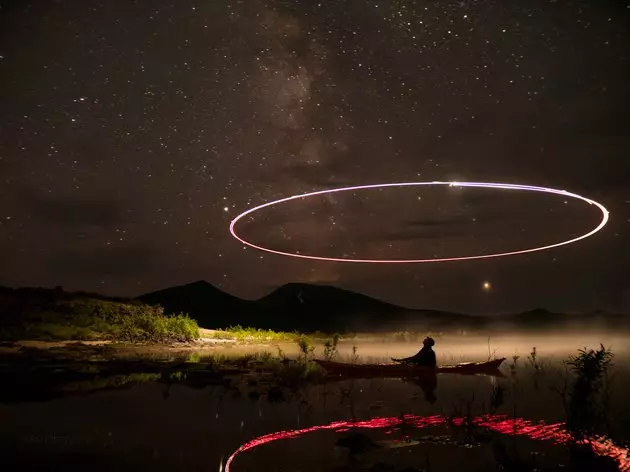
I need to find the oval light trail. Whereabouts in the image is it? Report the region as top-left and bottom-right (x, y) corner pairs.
(225, 414), (630, 472)
(229, 181), (609, 263)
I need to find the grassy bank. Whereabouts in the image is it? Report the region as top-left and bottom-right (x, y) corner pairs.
(0, 290), (199, 343)
(207, 325), (331, 343)
(204, 326), (448, 344)
(208, 325), (303, 342)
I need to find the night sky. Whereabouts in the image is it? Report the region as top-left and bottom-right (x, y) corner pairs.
(1, 0), (629, 315)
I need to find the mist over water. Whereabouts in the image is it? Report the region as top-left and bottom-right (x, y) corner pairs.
(217, 331), (630, 365)
(331, 332), (630, 364)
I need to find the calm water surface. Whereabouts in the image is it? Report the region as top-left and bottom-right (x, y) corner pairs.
(2, 336), (630, 471)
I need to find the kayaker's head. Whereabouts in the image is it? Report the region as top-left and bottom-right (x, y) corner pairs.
(423, 336), (435, 347)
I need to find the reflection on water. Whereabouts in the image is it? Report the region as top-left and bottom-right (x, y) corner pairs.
(404, 375), (438, 404)
(226, 414), (630, 472)
(1, 342), (630, 471)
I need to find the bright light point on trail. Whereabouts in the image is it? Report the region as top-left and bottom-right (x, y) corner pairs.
(482, 281), (491, 291)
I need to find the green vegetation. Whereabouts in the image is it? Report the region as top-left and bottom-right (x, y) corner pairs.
(206, 328), (447, 344)
(323, 333), (340, 361)
(209, 325), (296, 342)
(272, 359), (327, 387)
(186, 352), (203, 363)
(295, 334), (314, 362)
(1, 294), (199, 343)
(209, 325), (316, 343)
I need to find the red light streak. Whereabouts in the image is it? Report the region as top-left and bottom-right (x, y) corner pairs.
(225, 414), (629, 472)
(229, 181), (609, 263)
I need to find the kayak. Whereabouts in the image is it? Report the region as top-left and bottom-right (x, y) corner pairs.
(314, 357), (505, 378)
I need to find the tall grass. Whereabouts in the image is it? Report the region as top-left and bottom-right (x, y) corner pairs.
(208, 325), (303, 342)
(323, 334), (340, 361)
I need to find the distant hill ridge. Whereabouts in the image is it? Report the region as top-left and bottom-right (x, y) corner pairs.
(1, 282), (626, 333)
(136, 281), (630, 333)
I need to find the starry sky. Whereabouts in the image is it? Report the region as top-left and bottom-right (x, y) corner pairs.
(1, 0), (629, 315)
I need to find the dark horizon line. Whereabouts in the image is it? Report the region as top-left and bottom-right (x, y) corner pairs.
(1, 280), (626, 319)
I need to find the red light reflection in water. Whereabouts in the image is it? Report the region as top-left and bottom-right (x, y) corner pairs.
(225, 414), (630, 472)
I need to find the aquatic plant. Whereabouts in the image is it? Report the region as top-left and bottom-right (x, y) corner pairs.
(270, 360), (326, 390)
(488, 384), (506, 415)
(60, 372), (161, 394)
(322, 333), (340, 361)
(276, 345), (286, 360)
(486, 336), (498, 361)
(350, 345), (359, 364)
(257, 351), (273, 363)
(186, 352), (202, 363)
(509, 354), (520, 378)
(527, 346), (543, 373)
(566, 344), (614, 441)
(296, 334), (315, 362)
(527, 346), (545, 391)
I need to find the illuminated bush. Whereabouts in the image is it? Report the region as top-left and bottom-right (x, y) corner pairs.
(0, 292), (199, 343)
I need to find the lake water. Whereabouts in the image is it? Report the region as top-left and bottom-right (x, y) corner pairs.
(2, 334), (630, 471)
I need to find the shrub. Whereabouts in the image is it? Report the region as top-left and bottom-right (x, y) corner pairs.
(3, 297), (199, 343)
(209, 326), (299, 342)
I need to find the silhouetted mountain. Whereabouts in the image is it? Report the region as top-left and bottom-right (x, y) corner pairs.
(136, 281), (480, 332)
(137, 280), (260, 327)
(257, 282), (479, 332)
(1, 282), (628, 334)
(259, 283), (401, 311)
(256, 283), (405, 331)
(490, 308), (630, 332)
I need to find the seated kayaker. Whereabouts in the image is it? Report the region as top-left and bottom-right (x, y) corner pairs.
(393, 337), (437, 367)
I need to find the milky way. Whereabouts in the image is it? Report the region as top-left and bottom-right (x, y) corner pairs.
(0, 0), (629, 314)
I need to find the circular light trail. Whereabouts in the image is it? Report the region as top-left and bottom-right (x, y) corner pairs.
(225, 414), (630, 471)
(229, 181), (609, 263)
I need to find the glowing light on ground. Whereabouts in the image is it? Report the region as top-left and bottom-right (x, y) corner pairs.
(229, 181), (609, 263)
(225, 414), (630, 472)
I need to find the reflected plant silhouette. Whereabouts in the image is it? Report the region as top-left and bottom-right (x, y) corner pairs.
(488, 384), (506, 415)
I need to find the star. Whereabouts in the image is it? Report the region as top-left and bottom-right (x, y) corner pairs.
(0, 0), (626, 315)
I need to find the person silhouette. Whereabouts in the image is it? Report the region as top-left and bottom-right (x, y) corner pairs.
(393, 337), (437, 367)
